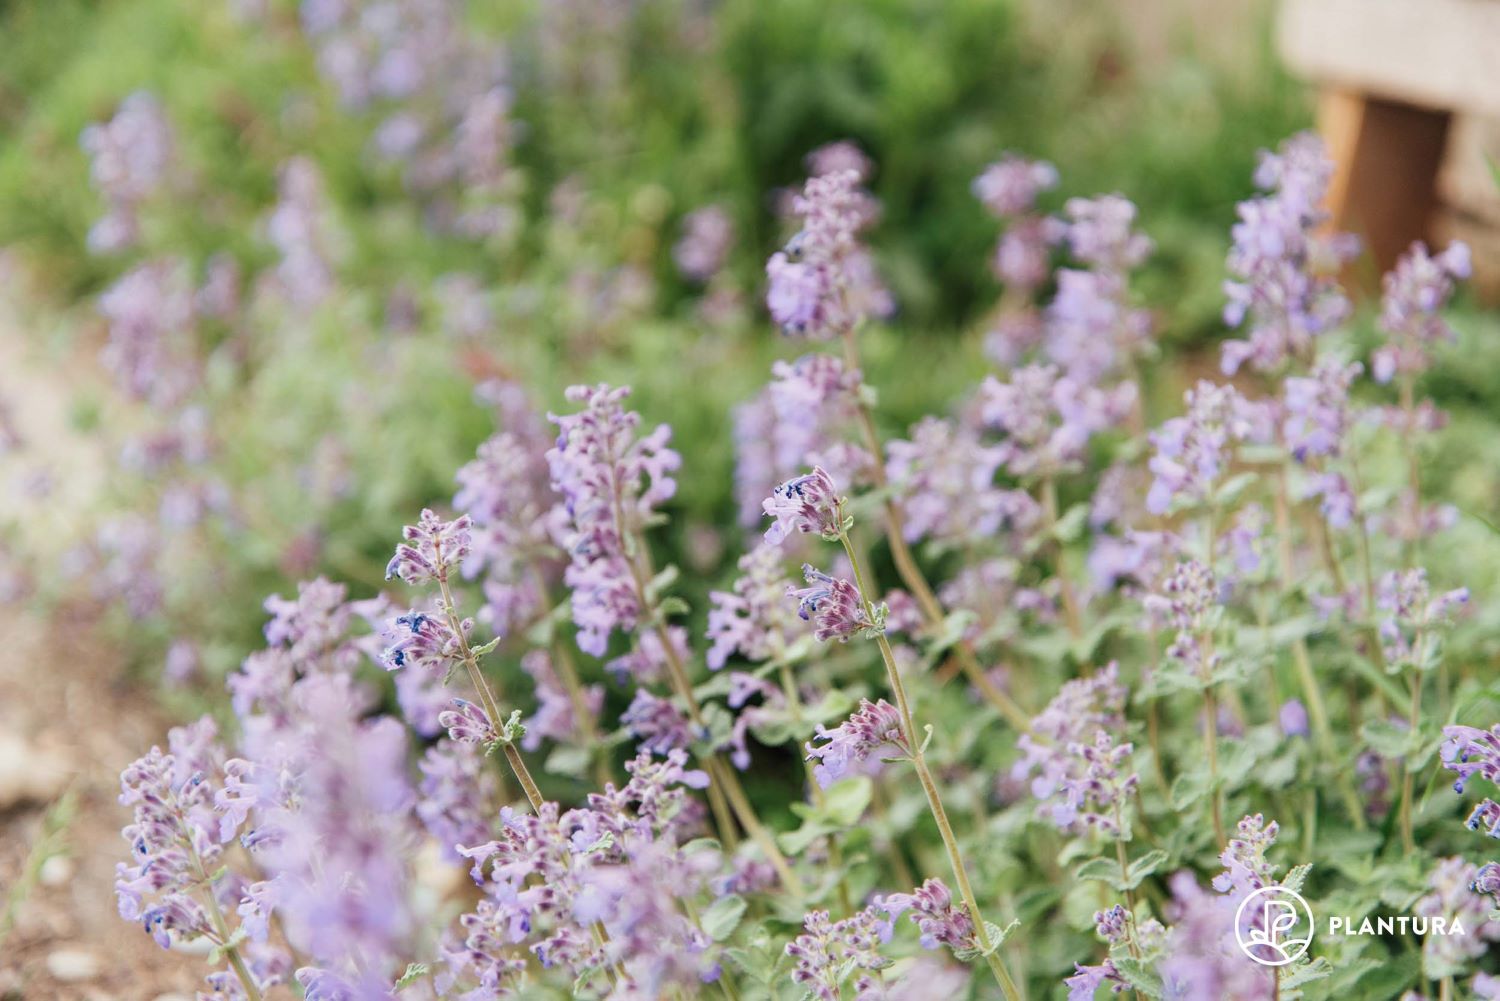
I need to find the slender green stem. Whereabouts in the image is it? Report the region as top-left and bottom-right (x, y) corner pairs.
(186, 826), (261, 1001)
(840, 530), (1022, 1000)
(437, 572), (544, 811)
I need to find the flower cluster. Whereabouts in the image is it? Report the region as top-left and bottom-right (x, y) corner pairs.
(805, 698), (909, 787)
(1146, 381), (1269, 515)
(80, 91), (175, 253)
(1221, 131), (1357, 374)
(786, 905), (893, 1000)
(1377, 567), (1469, 670)
(789, 564), (881, 643)
(763, 466), (845, 544)
(1373, 241), (1472, 383)
(734, 353), (872, 526)
(706, 541), (805, 668)
(548, 383), (681, 655)
(765, 168), (892, 338)
(980, 364), (1136, 479)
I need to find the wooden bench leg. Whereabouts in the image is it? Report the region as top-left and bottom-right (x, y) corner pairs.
(1317, 89), (1451, 285)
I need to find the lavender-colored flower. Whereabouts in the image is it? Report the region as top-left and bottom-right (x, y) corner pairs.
(1377, 568), (1469, 670)
(1282, 358), (1362, 462)
(974, 155), (1059, 219)
(980, 364), (1136, 478)
(1146, 381), (1269, 515)
(621, 689), (697, 757)
(706, 542), (804, 668)
(454, 425), (564, 636)
(262, 576), (360, 668)
(887, 417), (1037, 548)
(878, 879), (977, 956)
(1051, 731), (1139, 835)
(1065, 960), (1125, 1000)
(254, 676), (419, 985)
(734, 354), (873, 528)
(1463, 798), (1500, 840)
(1279, 699), (1310, 737)
(1062, 194), (1152, 272)
(417, 741), (498, 861)
(1373, 241), (1471, 383)
(788, 565), (879, 643)
(385, 508), (473, 585)
(1158, 871), (1271, 1001)
(1013, 664), (1127, 810)
(786, 905), (893, 1001)
(1045, 269), (1152, 384)
(1415, 857), (1500, 977)
(80, 92), (175, 253)
(548, 384), (680, 656)
(98, 258), (199, 409)
(675, 205), (735, 282)
(1221, 132), (1357, 375)
(519, 649), (603, 752)
(805, 698), (909, 787)
(765, 168), (891, 338)
(763, 466), (845, 544)
(378, 603), (471, 676)
(1212, 814), (1281, 903)
(1146, 559), (1220, 668)
(604, 624), (690, 685)
(439, 698), (499, 746)
(993, 215), (1063, 292)
(807, 140), (875, 182)
(264, 157), (337, 309)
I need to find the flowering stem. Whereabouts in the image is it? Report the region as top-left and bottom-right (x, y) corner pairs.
(184, 829), (261, 1001)
(436, 572), (545, 811)
(837, 331), (1033, 735)
(839, 531), (1022, 1000)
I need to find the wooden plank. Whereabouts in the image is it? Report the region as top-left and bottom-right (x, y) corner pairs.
(1279, 0), (1500, 117)
(1316, 92), (1451, 282)
(1437, 114), (1500, 224)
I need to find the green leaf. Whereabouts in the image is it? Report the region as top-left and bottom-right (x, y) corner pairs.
(1051, 502), (1089, 544)
(1074, 856), (1124, 889)
(821, 777), (873, 826)
(1281, 863), (1313, 895)
(699, 894), (747, 941)
(1125, 849), (1168, 889)
(395, 963), (430, 990)
(1361, 718), (1414, 760)
(1170, 769), (1209, 810)
(1111, 955), (1165, 996)
(1282, 956), (1332, 991)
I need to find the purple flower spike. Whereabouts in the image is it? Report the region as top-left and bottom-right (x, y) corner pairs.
(440, 698), (499, 746)
(787, 565), (879, 643)
(805, 698), (908, 788)
(385, 508), (473, 584)
(763, 466), (844, 544)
